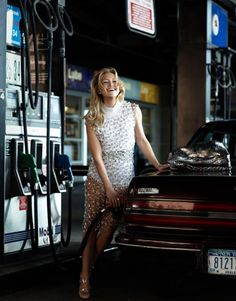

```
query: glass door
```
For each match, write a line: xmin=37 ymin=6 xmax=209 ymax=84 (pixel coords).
xmin=64 ymin=90 xmax=89 ymax=165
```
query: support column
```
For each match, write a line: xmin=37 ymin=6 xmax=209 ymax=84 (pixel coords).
xmin=177 ymin=0 xmax=209 ymax=146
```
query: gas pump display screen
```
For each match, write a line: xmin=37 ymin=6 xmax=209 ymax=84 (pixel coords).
xmin=7 ymin=5 xmax=21 ymax=48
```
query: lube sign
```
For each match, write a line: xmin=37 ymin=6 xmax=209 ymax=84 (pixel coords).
xmin=126 ymin=0 xmax=156 ymax=37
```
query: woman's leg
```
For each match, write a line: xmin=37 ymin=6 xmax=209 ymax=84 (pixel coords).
xmin=80 ymin=177 xmax=101 ymax=277
xmin=80 ymin=229 xmax=97 ymax=278
xmin=79 ymin=230 xmax=97 ymax=299
xmin=95 ymin=227 xmax=114 ymax=258
xmin=94 ymin=204 xmax=123 ymax=261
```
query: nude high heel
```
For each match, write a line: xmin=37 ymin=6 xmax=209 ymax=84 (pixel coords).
xmin=79 ymin=278 xmax=91 ymax=299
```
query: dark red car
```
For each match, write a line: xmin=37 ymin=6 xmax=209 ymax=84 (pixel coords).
xmin=115 ymin=119 xmax=236 ymax=277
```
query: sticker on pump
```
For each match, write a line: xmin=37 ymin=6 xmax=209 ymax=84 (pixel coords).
xmin=19 ymin=196 xmax=28 ymax=210
xmin=137 ymin=188 xmax=159 ymax=194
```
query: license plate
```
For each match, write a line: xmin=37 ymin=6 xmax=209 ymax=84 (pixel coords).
xmin=208 ymin=249 xmax=236 ymax=275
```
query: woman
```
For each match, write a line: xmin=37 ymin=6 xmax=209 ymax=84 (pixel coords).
xmin=79 ymin=67 xmax=169 ymax=299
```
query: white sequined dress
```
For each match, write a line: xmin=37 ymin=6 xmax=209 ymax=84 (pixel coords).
xmin=83 ymin=100 xmax=137 ymax=232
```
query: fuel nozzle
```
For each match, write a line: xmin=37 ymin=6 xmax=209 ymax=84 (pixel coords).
xmin=54 ymin=153 xmax=74 ymax=188
xmin=31 ymin=140 xmax=47 ymax=195
xmin=18 ymin=152 xmax=40 ymax=190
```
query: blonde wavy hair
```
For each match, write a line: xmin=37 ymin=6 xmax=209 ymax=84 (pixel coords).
xmin=85 ymin=67 xmax=125 ymax=127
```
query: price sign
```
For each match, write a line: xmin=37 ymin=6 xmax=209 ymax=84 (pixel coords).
xmin=6 ymin=5 xmax=21 ymax=48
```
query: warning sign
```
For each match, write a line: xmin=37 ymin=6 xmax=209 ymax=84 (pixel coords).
xmin=127 ymin=0 xmax=156 ymax=37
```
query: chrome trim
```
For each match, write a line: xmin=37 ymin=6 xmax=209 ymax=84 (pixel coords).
xmin=116 ymin=242 xmax=201 ymax=252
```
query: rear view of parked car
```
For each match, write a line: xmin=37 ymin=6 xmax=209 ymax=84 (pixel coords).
xmin=115 ymin=120 xmax=236 ymax=276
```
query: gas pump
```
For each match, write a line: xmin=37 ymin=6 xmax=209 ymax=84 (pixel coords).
xmin=1 ymin=0 xmax=74 ymax=261
xmin=207 ymin=47 xmax=236 ymax=120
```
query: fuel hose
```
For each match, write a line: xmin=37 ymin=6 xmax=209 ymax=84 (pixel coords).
xmin=76 ymin=207 xmax=123 ymax=264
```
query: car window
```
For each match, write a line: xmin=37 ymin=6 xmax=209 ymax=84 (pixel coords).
xmin=193 ymin=131 xmax=236 ymax=160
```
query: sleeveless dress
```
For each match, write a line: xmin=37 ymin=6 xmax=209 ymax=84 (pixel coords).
xmin=82 ymin=100 xmax=137 ymax=233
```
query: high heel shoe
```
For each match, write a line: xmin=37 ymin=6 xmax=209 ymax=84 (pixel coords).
xmin=79 ymin=278 xmax=91 ymax=299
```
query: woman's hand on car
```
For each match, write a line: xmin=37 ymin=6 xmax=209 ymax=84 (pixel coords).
xmin=157 ymin=163 xmax=170 ymax=172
